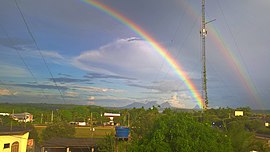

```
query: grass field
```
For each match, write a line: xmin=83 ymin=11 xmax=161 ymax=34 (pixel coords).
xmin=75 ymin=126 xmax=114 ymax=138
xmin=34 ymin=125 xmax=114 ymax=138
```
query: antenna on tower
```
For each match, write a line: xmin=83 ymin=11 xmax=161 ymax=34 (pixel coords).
xmin=200 ymin=0 xmax=215 ymax=110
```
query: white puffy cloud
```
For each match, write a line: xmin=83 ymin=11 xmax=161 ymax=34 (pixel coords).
xmin=73 ymin=38 xmax=171 ymax=80
xmin=164 ymin=93 xmax=188 ymax=108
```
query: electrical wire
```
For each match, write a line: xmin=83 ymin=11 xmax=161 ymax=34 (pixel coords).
xmin=14 ymin=0 xmax=66 ymax=103
xmin=0 ymin=24 xmax=50 ymax=102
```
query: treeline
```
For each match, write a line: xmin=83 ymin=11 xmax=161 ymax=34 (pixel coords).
xmin=0 ymin=103 xmax=118 ymax=124
xmin=100 ymin=107 xmax=270 ymax=152
xmin=1 ymin=103 xmax=270 ymax=151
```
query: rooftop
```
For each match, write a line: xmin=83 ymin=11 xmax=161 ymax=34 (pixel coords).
xmin=42 ymin=138 xmax=103 ymax=148
xmin=0 ymin=126 xmax=30 ymax=135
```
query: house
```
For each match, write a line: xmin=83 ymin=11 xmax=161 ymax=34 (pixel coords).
xmin=235 ymin=110 xmax=244 ymax=116
xmin=41 ymin=138 xmax=102 ymax=152
xmin=10 ymin=112 xmax=33 ymax=123
xmin=0 ymin=127 xmax=30 ymax=152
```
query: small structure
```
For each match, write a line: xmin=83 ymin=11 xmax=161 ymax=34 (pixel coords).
xmin=69 ymin=121 xmax=87 ymax=126
xmin=115 ymin=126 xmax=130 ymax=140
xmin=235 ymin=110 xmax=244 ymax=117
xmin=114 ymin=126 xmax=130 ymax=151
xmin=104 ymin=113 xmax=120 ymax=126
xmin=11 ymin=112 xmax=33 ymax=123
xmin=0 ymin=127 xmax=30 ymax=152
xmin=0 ymin=113 xmax=10 ymax=116
xmin=10 ymin=112 xmax=33 ymax=122
xmin=41 ymin=138 xmax=102 ymax=152
xmin=78 ymin=122 xmax=87 ymax=126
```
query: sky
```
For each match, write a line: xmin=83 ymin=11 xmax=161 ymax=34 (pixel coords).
xmin=0 ymin=0 xmax=270 ymax=109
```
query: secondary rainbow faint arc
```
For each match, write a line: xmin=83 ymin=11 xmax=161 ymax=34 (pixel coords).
xmin=179 ymin=0 xmax=261 ymax=107
xmin=82 ymin=0 xmax=204 ymax=108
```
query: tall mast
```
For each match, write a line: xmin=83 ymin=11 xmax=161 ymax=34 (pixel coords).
xmin=201 ymin=0 xmax=208 ymax=109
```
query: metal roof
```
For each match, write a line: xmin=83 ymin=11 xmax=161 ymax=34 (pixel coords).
xmin=42 ymin=138 xmax=103 ymax=148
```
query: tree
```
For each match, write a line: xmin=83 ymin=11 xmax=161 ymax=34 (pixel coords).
xmin=98 ymin=134 xmax=115 ymax=152
xmin=58 ymin=109 xmax=73 ymax=122
xmin=130 ymin=112 xmax=233 ymax=152
xmin=227 ymin=120 xmax=270 ymax=152
xmin=245 ymin=119 xmax=264 ymax=132
xmin=41 ymin=122 xmax=75 ymax=142
xmin=227 ymin=120 xmax=255 ymax=152
xmin=71 ymin=106 xmax=89 ymax=121
xmin=129 ymin=107 xmax=159 ymax=139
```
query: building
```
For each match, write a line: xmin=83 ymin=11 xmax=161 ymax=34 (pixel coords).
xmin=0 ymin=113 xmax=10 ymax=116
xmin=0 ymin=127 xmax=30 ymax=152
xmin=11 ymin=112 xmax=33 ymax=123
xmin=235 ymin=110 xmax=244 ymax=116
xmin=41 ymin=138 xmax=102 ymax=152
xmin=104 ymin=113 xmax=120 ymax=126
xmin=77 ymin=122 xmax=87 ymax=126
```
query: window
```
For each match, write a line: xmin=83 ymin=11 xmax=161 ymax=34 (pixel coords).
xmin=4 ymin=143 xmax=10 ymax=148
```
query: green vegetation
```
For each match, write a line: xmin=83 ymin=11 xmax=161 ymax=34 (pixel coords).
xmin=75 ymin=126 xmax=114 ymax=138
xmin=41 ymin=122 xmax=75 ymax=141
xmin=34 ymin=126 xmax=114 ymax=139
xmin=130 ymin=112 xmax=232 ymax=152
xmin=0 ymin=103 xmax=111 ymax=124
xmin=100 ymin=107 xmax=270 ymax=152
xmin=1 ymin=103 xmax=270 ymax=151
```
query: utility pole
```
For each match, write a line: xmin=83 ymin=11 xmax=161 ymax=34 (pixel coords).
xmin=91 ymin=112 xmax=93 ymax=128
xmin=10 ymin=109 xmax=14 ymax=131
xmin=127 ymin=112 xmax=130 ymax=127
xmin=41 ymin=113 xmax=43 ymax=124
xmin=90 ymin=112 xmax=93 ymax=138
xmin=51 ymin=111 xmax=54 ymax=122
xmin=201 ymin=0 xmax=208 ymax=110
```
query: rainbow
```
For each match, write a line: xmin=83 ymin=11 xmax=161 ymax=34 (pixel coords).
xmin=180 ymin=0 xmax=261 ymax=107
xmin=209 ymin=29 xmax=261 ymax=106
xmin=82 ymin=0 xmax=204 ymax=108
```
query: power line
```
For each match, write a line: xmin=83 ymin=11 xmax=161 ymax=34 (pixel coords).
xmin=0 ymin=24 xmax=49 ymax=102
xmin=14 ymin=0 xmax=66 ymax=103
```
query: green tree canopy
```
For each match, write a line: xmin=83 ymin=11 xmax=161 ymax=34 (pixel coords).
xmin=41 ymin=122 xmax=75 ymax=142
xmin=130 ymin=112 xmax=233 ymax=152
xmin=129 ymin=107 xmax=159 ymax=139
